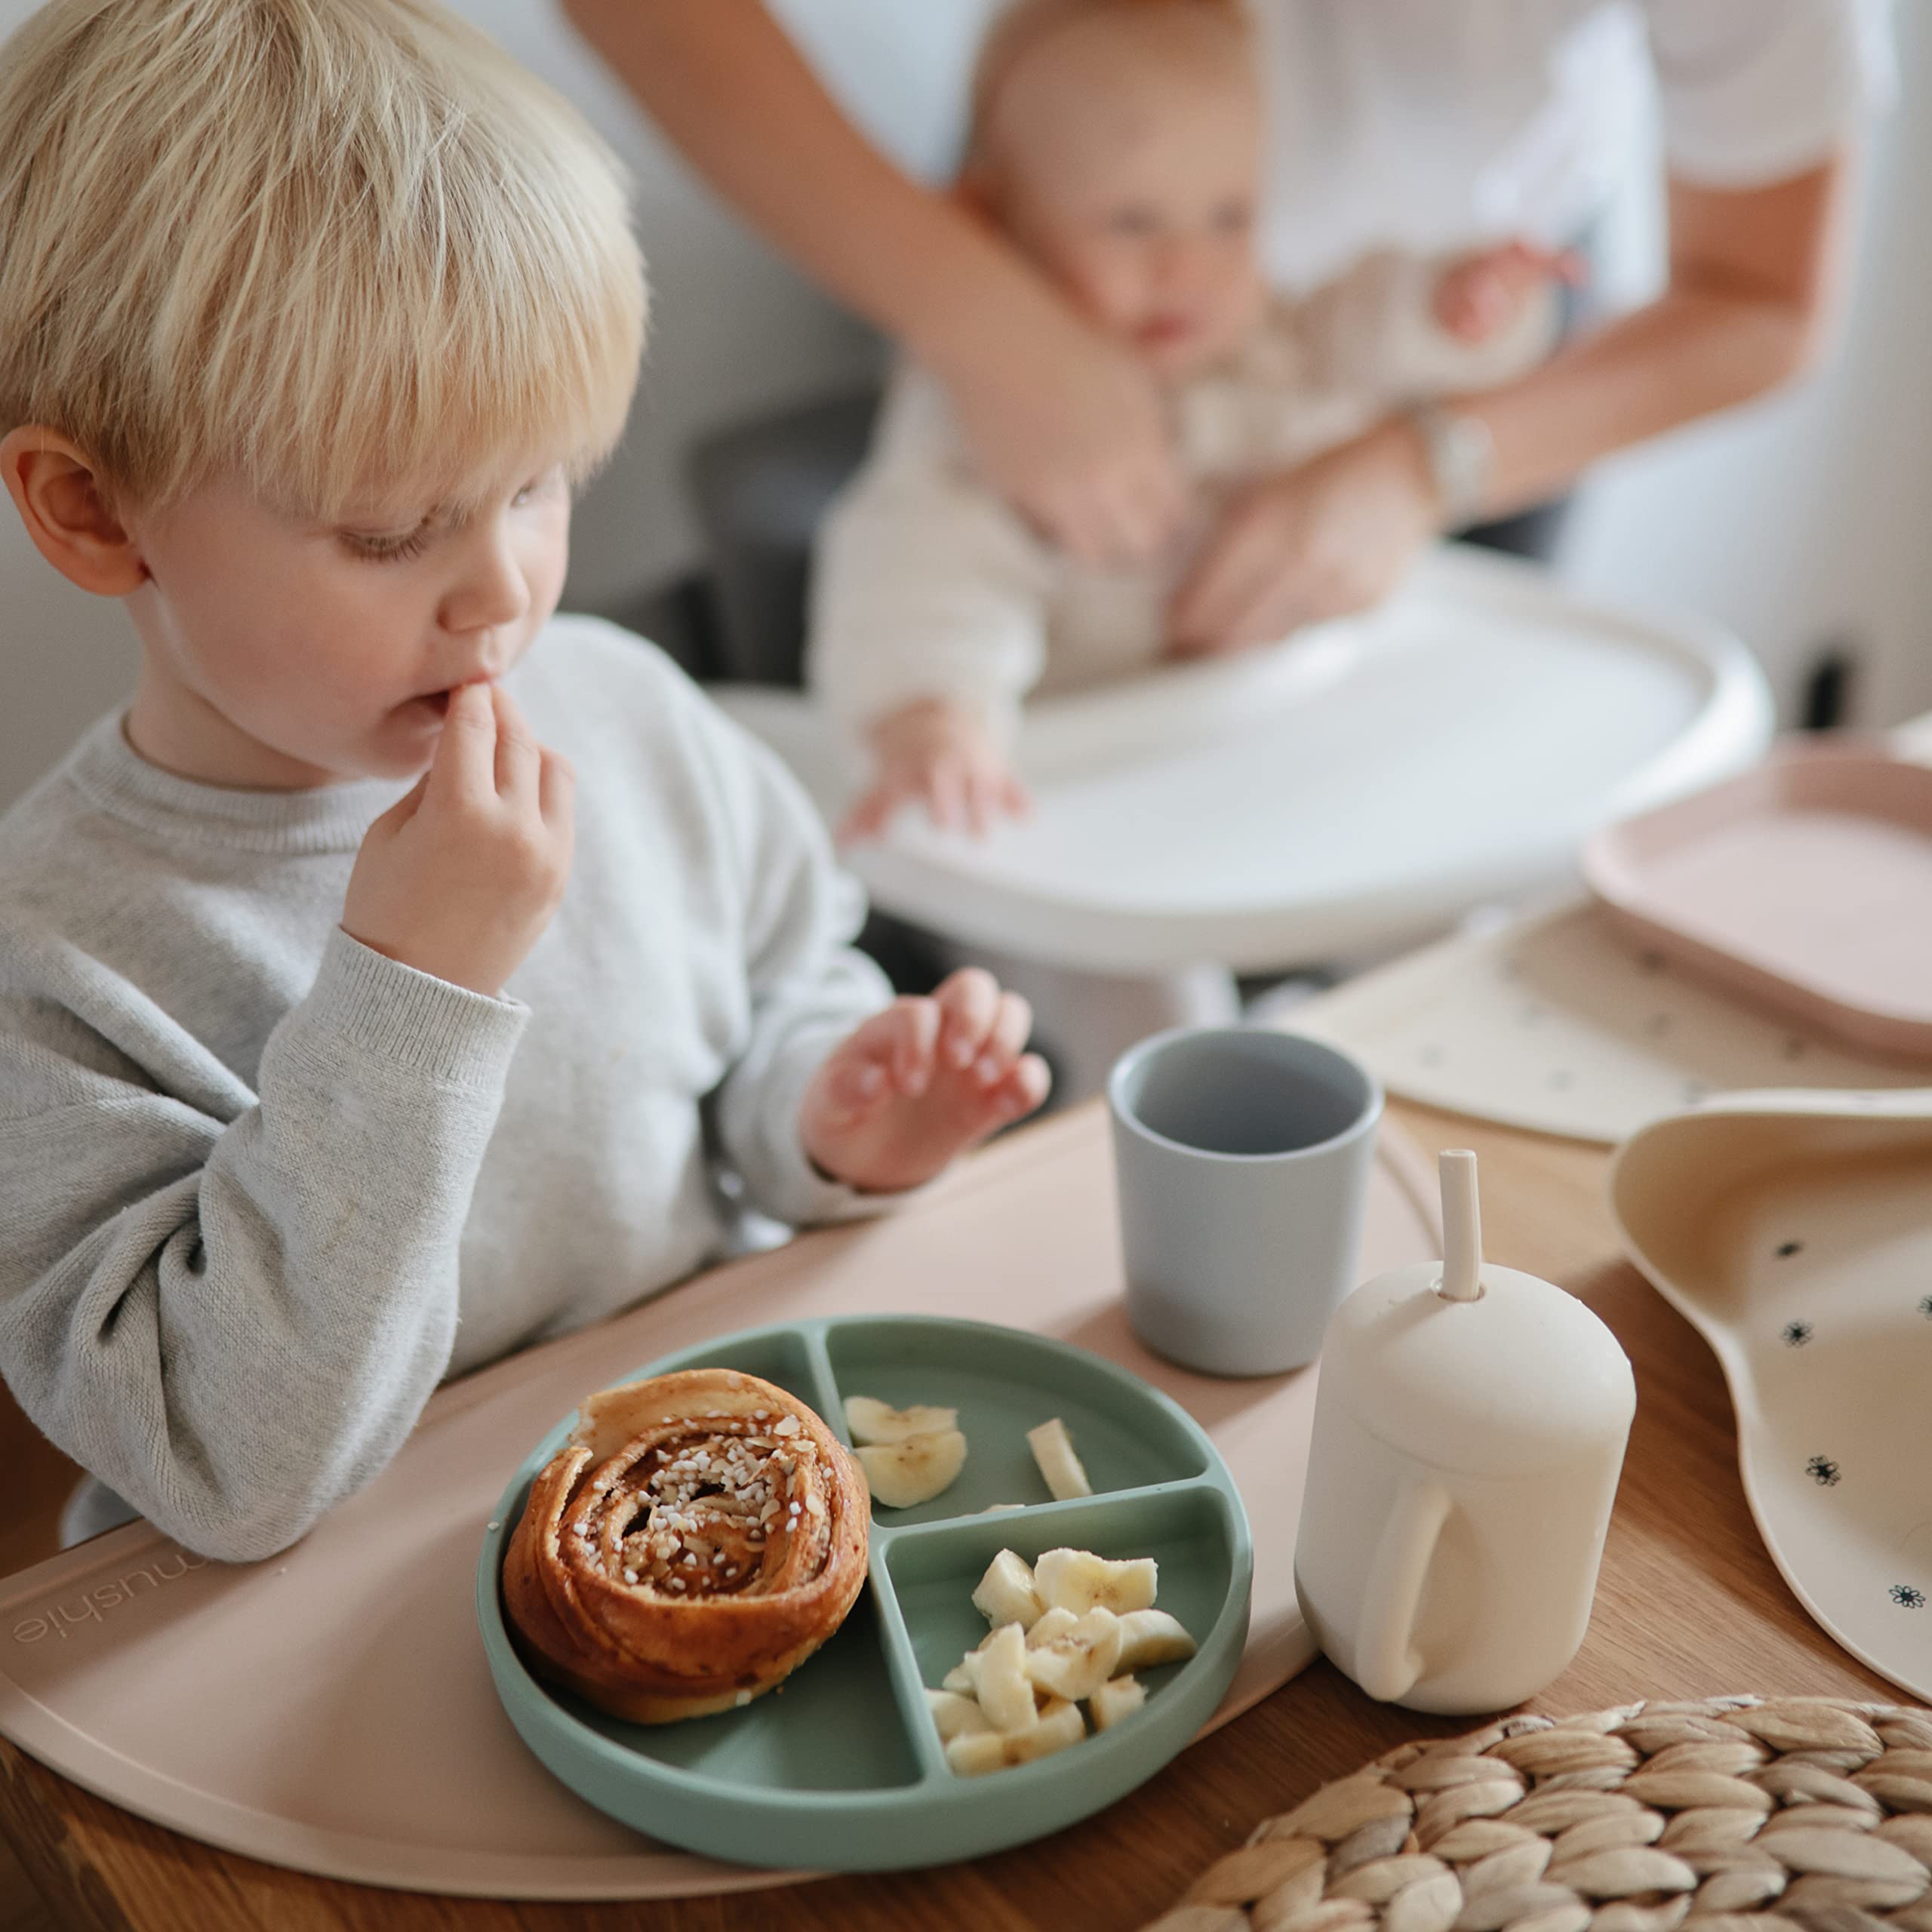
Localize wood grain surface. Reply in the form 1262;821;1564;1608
0;1099;1900;1932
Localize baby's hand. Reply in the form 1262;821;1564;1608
342;681;574;996
1432;240;1584;343
840;698;1031;843
799;968;1051;1194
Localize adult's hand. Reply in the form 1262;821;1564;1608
1168;418;1440;655
932;285;1182;565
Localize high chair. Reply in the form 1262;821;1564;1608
712;543;1774;1095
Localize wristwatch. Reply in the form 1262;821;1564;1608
1405;401;1495;531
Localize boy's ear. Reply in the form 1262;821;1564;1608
0;426;148;597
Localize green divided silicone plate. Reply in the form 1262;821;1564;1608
475;1314;1253;1872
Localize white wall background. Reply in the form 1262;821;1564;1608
2;0;1926;809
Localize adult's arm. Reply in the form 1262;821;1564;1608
559;0;1179;561
1171;155;1857;651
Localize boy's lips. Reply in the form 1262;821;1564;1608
405;675;496;721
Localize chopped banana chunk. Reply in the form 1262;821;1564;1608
1024;1606;1122;1703
1090;1675;1146;1730
844;1395;960;1444
972;1549;1045;1630
973;1622;1038;1734
857;1428;968;1509
945;1698;1084;1776
940;1659;976;1697
1026;1417;1093;1500
1025;1606;1079;1649
1033;1547;1158;1616
924;1687;992;1742
1114;1607;1198;1672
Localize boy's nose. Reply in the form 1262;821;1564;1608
441;530;532;635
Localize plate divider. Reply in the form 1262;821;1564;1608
877;1473;1227;1552
793;1321;849;1438
860;1529;952;1783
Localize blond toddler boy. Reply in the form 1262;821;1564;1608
811;0;1571;838
0;0;1048;1561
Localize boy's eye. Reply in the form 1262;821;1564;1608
343;526;432;563
512;466;567;509
1106;206;1160;238
1213;200;1253;235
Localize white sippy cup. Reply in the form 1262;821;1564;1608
1294;1150;1635;1714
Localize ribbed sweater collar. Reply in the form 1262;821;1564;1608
62;712;408;854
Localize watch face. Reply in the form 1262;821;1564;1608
1417;406;1494;527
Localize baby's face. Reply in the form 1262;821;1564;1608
119;453;572;788
981;15;1265;383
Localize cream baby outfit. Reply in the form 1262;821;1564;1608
809;252;1553;751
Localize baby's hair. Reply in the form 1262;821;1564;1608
966;0;1251;177
0;0;647;520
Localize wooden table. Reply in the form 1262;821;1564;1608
0;1099;1901;1932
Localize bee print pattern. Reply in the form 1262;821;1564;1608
1805;1456;1840;1487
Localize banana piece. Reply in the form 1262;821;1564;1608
844;1395;959;1445
941;1659;976;1696
1026;1417;1093;1500
1033;1547;1158;1616
857;1428;968;1509
1090;1675;1146;1730
972;1622;1038;1734
1024;1606;1122;1703
1114;1607;1197;1672
945;1698;1084;1776
1024;1606;1079;1649
971;1549;1045;1629
924;1687;992;1742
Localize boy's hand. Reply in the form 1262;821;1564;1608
342;681;575;996
800;968;1051;1193
1432;240;1584;343
840;698;1031;843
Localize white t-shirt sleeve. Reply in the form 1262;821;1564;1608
1645;0;1895;188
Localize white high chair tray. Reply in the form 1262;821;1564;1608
721;545;1771;974
1611;1091;1932;1702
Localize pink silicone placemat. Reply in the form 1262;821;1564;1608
1583;738;1932;1060
0;1107;1440;1901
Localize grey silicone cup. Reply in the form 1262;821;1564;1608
475;1315;1253;1872
1109;1028;1383;1377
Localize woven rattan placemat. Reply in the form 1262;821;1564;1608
1142;1696;1932;1932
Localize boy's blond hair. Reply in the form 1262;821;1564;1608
0;0;647;518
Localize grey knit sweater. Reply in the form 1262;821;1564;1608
0;617;891;1561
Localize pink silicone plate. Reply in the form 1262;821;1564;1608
1582;738;1932;1061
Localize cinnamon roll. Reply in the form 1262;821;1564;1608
502;1368;870;1723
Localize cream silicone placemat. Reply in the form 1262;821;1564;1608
0;1106;1440;1901
1287;897;1929;1146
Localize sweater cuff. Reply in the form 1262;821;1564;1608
303;928;529;1087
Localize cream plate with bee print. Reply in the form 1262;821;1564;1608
1612;1089;1932;1698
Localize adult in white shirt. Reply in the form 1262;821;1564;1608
565;0;1890;650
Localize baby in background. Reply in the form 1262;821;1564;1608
809;0;1572;840
0;0;1047;1561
